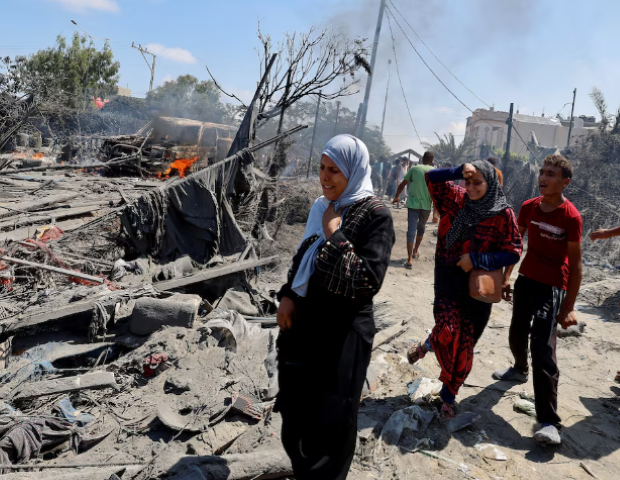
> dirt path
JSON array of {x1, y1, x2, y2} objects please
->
[{"x1": 349, "y1": 204, "x2": 620, "y2": 480}]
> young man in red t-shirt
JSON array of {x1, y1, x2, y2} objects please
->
[{"x1": 493, "y1": 154, "x2": 582, "y2": 446}]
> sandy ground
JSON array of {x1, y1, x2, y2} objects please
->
[{"x1": 344, "y1": 204, "x2": 620, "y2": 480}]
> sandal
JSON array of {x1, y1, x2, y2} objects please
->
[
  {"x1": 407, "y1": 342, "x2": 427, "y2": 364},
  {"x1": 440, "y1": 403, "x2": 455, "y2": 419},
  {"x1": 413, "y1": 252, "x2": 420, "y2": 260},
  {"x1": 403, "y1": 262, "x2": 413, "y2": 270}
]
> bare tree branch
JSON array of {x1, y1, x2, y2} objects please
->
[{"x1": 205, "y1": 64, "x2": 247, "y2": 108}]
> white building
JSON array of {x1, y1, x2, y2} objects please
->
[{"x1": 464, "y1": 107, "x2": 598, "y2": 159}]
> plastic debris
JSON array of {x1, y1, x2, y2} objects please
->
[
  {"x1": 448, "y1": 412, "x2": 480, "y2": 433},
  {"x1": 56, "y1": 396, "x2": 96, "y2": 426},
  {"x1": 476, "y1": 443, "x2": 508, "y2": 461},
  {"x1": 407, "y1": 377, "x2": 442, "y2": 404},
  {"x1": 514, "y1": 398, "x2": 537, "y2": 417},
  {"x1": 379, "y1": 405, "x2": 434, "y2": 446},
  {"x1": 143, "y1": 353, "x2": 169, "y2": 377}
]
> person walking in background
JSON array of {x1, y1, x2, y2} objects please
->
[
  {"x1": 380, "y1": 156, "x2": 391, "y2": 197},
  {"x1": 392, "y1": 151, "x2": 435, "y2": 268},
  {"x1": 392, "y1": 157, "x2": 408, "y2": 208},
  {"x1": 369, "y1": 158, "x2": 383, "y2": 195},
  {"x1": 493, "y1": 154, "x2": 582, "y2": 446},
  {"x1": 275, "y1": 134, "x2": 395, "y2": 480},
  {"x1": 407, "y1": 161, "x2": 522, "y2": 418}
]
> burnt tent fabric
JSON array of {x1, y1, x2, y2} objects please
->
[{"x1": 121, "y1": 148, "x2": 253, "y2": 264}]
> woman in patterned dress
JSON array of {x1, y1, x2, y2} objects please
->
[
  {"x1": 274, "y1": 135, "x2": 395, "y2": 480},
  {"x1": 407, "y1": 161, "x2": 522, "y2": 417}
]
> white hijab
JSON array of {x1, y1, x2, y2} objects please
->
[{"x1": 291, "y1": 134, "x2": 374, "y2": 296}]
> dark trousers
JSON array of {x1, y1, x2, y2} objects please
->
[
  {"x1": 509, "y1": 275, "x2": 565, "y2": 426},
  {"x1": 276, "y1": 324, "x2": 372, "y2": 480}
]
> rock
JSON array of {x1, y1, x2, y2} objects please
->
[
  {"x1": 557, "y1": 321, "x2": 586, "y2": 338},
  {"x1": 165, "y1": 377, "x2": 193, "y2": 394},
  {"x1": 514, "y1": 398, "x2": 537, "y2": 417},
  {"x1": 130, "y1": 294, "x2": 201, "y2": 336},
  {"x1": 448, "y1": 412, "x2": 480, "y2": 433},
  {"x1": 476, "y1": 443, "x2": 508, "y2": 461}
]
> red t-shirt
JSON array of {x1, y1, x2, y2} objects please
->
[{"x1": 518, "y1": 196, "x2": 582, "y2": 290}]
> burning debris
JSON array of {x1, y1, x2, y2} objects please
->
[
  {"x1": 0, "y1": 63, "x2": 312, "y2": 477},
  {"x1": 98, "y1": 116, "x2": 237, "y2": 177}
]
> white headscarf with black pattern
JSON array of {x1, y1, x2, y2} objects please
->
[{"x1": 446, "y1": 160, "x2": 510, "y2": 249}]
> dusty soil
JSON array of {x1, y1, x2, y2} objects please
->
[{"x1": 346, "y1": 204, "x2": 620, "y2": 480}]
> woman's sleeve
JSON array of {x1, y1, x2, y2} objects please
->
[
  {"x1": 425, "y1": 166, "x2": 465, "y2": 216},
  {"x1": 470, "y1": 209, "x2": 523, "y2": 271},
  {"x1": 314, "y1": 208, "x2": 395, "y2": 298},
  {"x1": 277, "y1": 236, "x2": 315, "y2": 301}
]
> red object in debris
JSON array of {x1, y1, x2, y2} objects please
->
[
  {"x1": 91, "y1": 97, "x2": 110, "y2": 109},
  {"x1": 37, "y1": 226, "x2": 65, "y2": 243},
  {"x1": 143, "y1": 353, "x2": 169, "y2": 377}
]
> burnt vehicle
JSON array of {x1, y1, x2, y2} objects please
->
[{"x1": 99, "y1": 116, "x2": 238, "y2": 178}]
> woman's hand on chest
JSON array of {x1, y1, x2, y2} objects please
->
[{"x1": 323, "y1": 206, "x2": 344, "y2": 239}]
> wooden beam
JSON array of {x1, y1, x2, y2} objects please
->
[
  {"x1": 0, "y1": 193, "x2": 79, "y2": 220},
  {"x1": 13, "y1": 372, "x2": 118, "y2": 400},
  {"x1": 0, "y1": 255, "x2": 279, "y2": 337},
  {"x1": 0, "y1": 255, "x2": 106, "y2": 283},
  {"x1": 154, "y1": 255, "x2": 279, "y2": 290}
]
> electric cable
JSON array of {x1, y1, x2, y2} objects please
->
[
  {"x1": 389, "y1": 0, "x2": 491, "y2": 108},
  {"x1": 386, "y1": 6, "x2": 542, "y2": 163},
  {"x1": 385, "y1": 12, "x2": 423, "y2": 145}
]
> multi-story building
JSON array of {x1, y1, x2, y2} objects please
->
[{"x1": 464, "y1": 107, "x2": 598, "y2": 160}]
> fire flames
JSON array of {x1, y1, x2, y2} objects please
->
[
  {"x1": 10, "y1": 151, "x2": 45, "y2": 159},
  {"x1": 156, "y1": 156, "x2": 199, "y2": 179}
]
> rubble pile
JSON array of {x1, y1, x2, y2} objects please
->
[{"x1": 0, "y1": 81, "x2": 315, "y2": 478}]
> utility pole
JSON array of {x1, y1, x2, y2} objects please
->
[
  {"x1": 566, "y1": 88, "x2": 577, "y2": 150},
  {"x1": 504, "y1": 103, "x2": 514, "y2": 162},
  {"x1": 333, "y1": 101, "x2": 341, "y2": 136},
  {"x1": 132, "y1": 42, "x2": 157, "y2": 92},
  {"x1": 306, "y1": 91, "x2": 322, "y2": 178},
  {"x1": 357, "y1": 0, "x2": 387, "y2": 140},
  {"x1": 380, "y1": 59, "x2": 392, "y2": 137},
  {"x1": 354, "y1": 103, "x2": 363, "y2": 135}
]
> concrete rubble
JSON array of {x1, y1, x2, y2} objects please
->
[{"x1": 0, "y1": 76, "x2": 317, "y2": 478}]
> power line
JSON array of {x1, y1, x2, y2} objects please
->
[
  {"x1": 389, "y1": 0, "x2": 491, "y2": 109},
  {"x1": 386, "y1": 10, "x2": 423, "y2": 145},
  {"x1": 386, "y1": 6, "x2": 543, "y2": 163}
]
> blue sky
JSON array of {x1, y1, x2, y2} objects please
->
[{"x1": 2, "y1": 0, "x2": 620, "y2": 154}]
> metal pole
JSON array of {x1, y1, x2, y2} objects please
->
[
  {"x1": 306, "y1": 91, "x2": 322, "y2": 178},
  {"x1": 357, "y1": 0, "x2": 387, "y2": 139},
  {"x1": 132, "y1": 42, "x2": 157, "y2": 93},
  {"x1": 333, "y1": 101, "x2": 341, "y2": 136},
  {"x1": 380, "y1": 59, "x2": 392, "y2": 137},
  {"x1": 150, "y1": 55, "x2": 156, "y2": 92},
  {"x1": 354, "y1": 103, "x2": 363, "y2": 135},
  {"x1": 504, "y1": 103, "x2": 514, "y2": 161},
  {"x1": 567, "y1": 88, "x2": 577, "y2": 150}
]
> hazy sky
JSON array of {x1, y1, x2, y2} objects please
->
[{"x1": 2, "y1": 0, "x2": 620, "y2": 154}]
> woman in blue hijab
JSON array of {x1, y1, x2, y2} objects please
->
[{"x1": 274, "y1": 135, "x2": 395, "y2": 480}]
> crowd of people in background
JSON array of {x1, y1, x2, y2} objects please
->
[{"x1": 276, "y1": 134, "x2": 590, "y2": 479}]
